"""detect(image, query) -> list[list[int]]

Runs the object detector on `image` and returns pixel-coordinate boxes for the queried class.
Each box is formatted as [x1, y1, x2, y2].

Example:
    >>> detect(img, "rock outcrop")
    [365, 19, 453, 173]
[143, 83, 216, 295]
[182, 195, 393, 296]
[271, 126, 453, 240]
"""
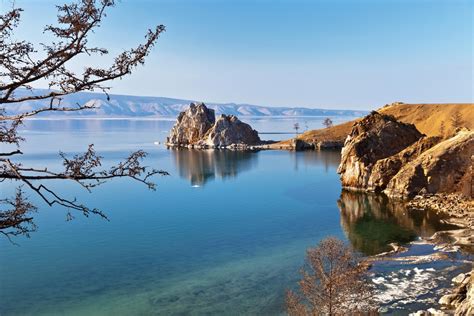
[167, 102, 215, 145]
[367, 136, 441, 192]
[438, 270, 474, 315]
[337, 112, 423, 190]
[384, 129, 474, 199]
[166, 103, 261, 149]
[197, 114, 260, 147]
[338, 111, 474, 199]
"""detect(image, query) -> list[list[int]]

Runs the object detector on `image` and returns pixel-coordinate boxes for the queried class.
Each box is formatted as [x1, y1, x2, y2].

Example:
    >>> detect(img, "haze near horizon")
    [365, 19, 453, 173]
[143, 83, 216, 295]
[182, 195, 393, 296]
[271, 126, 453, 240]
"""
[7, 0, 473, 110]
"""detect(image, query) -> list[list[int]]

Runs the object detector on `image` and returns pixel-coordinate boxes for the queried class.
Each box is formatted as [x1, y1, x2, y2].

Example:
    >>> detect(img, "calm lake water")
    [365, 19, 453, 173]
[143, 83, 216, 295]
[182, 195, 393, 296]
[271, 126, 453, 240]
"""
[0, 117, 469, 315]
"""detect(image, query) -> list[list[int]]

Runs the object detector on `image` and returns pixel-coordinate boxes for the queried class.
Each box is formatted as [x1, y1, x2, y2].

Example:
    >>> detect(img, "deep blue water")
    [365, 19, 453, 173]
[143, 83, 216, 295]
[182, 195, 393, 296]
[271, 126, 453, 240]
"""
[0, 118, 468, 315]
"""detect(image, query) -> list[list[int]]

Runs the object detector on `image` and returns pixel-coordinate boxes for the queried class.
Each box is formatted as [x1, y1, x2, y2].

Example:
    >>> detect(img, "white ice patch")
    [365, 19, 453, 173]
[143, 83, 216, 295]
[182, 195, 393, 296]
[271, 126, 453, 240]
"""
[373, 267, 442, 308]
[372, 277, 386, 285]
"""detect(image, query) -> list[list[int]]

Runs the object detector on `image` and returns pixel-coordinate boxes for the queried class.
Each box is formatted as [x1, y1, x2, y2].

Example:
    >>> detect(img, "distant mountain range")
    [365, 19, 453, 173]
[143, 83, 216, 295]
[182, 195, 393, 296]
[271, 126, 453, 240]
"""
[5, 89, 368, 118]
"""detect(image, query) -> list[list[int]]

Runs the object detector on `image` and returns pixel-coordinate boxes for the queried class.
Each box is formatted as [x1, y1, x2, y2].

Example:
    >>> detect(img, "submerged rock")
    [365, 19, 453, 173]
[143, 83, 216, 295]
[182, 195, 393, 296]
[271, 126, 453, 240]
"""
[166, 103, 261, 149]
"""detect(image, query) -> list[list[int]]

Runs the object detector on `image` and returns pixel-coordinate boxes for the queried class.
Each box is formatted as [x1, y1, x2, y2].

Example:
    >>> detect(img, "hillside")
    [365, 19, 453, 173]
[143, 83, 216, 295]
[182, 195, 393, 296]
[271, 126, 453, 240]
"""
[6, 89, 366, 118]
[277, 103, 473, 148]
[379, 103, 474, 137]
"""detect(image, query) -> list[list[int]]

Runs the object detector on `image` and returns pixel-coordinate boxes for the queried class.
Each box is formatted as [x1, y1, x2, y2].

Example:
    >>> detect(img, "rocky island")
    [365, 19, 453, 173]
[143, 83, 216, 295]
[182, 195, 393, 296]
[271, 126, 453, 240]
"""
[166, 102, 262, 149]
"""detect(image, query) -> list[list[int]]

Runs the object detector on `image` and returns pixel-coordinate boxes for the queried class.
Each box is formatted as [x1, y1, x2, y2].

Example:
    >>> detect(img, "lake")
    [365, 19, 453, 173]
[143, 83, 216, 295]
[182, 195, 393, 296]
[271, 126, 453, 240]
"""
[0, 117, 469, 315]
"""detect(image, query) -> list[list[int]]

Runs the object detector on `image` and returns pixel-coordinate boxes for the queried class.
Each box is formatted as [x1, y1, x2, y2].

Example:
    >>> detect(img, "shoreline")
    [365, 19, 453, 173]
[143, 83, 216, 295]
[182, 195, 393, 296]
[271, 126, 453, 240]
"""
[367, 192, 473, 314]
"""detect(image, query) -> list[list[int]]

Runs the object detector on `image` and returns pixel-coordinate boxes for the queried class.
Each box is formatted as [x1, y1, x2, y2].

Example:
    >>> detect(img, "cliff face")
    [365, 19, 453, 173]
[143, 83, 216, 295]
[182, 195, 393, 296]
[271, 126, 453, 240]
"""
[337, 112, 423, 190]
[384, 130, 474, 199]
[338, 111, 473, 199]
[367, 136, 441, 193]
[167, 103, 261, 148]
[167, 102, 215, 145]
[198, 114, 260, 147]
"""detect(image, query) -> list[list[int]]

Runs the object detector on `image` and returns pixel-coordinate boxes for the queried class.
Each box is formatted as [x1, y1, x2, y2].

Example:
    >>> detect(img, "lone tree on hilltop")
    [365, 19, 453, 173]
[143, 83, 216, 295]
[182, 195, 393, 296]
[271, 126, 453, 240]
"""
[323, 117, 333, 129]
[0, 0, 167, 239]
[294, 122, 300, 136]
[286, 237, 377, 315]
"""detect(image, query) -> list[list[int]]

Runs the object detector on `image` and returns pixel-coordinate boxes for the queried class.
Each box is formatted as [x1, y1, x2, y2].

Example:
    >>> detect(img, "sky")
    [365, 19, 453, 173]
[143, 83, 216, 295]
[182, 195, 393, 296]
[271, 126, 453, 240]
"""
[2, 0, 473, 110]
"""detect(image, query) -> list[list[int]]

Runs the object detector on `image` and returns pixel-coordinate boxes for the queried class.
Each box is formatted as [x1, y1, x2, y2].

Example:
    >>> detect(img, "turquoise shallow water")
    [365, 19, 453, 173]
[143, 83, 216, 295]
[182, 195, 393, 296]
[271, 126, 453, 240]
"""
[0, 118, 467, 315]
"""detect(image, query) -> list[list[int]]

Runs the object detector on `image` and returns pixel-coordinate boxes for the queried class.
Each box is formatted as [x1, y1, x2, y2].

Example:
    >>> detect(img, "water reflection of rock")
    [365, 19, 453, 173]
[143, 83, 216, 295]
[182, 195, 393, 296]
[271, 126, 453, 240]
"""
[171, 149, 258, 186]
[290, 150, 341, 172]
[338, 191, 458, 255]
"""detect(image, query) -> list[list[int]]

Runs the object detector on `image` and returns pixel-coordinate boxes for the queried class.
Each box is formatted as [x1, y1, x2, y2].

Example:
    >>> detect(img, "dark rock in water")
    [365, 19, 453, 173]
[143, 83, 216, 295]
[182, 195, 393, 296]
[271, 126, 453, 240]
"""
[290, 138, 312, 151]
[315, 140, 344, 150]
[166, 103, 261, 148]
[337, 111, 423, 190]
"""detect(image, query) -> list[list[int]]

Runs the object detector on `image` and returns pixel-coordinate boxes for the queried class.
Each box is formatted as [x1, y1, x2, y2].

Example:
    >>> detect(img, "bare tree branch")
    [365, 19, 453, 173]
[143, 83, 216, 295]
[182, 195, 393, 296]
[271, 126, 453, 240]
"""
[0, 0, 167, 238]
[286, 237, 378, 315]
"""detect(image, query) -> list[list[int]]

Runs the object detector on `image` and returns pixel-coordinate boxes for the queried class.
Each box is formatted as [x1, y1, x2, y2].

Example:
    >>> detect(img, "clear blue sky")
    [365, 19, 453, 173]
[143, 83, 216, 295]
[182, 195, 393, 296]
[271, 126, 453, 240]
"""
[4, 0, 474, 109]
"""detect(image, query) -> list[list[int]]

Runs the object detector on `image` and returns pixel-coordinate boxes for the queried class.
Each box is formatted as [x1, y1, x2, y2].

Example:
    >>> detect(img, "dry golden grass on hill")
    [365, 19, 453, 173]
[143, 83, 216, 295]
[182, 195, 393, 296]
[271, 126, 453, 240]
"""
[379, 103, 474, 137]
[275, 103, 473, 147]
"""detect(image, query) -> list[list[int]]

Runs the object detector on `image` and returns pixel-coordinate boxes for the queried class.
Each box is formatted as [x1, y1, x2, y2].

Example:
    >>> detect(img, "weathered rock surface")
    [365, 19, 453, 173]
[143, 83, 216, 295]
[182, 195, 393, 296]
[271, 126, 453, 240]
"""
[197, 114, 260, 147]
[315, 140, 344, 150]
[337, 111, 423, 190]
[167, 102, 215, 145]
[368, 136, 441, 192]
[438, 270, 474, 315]
[167, 103, 261, 148]
[454, 271, 474, 315]
[338, 111, 474, 200]
[384, 129, 474, 199]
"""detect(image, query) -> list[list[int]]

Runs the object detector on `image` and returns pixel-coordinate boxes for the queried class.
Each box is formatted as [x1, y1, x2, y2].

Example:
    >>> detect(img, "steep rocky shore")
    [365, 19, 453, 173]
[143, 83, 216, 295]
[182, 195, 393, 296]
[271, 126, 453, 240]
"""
[167, 102, 262, 149]
[337, 111, 473, 200]
[336, 110, 473, 315]
[273, 102, 474, 151]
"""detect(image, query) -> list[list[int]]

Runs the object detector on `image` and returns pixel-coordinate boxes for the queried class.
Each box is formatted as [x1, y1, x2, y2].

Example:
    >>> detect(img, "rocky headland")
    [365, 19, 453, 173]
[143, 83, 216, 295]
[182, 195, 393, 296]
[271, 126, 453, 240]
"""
[166, 102, 263, 149]
[337, 111, 473, 203]
[272, 102, 474, 151]
[336, 110, 473, 315]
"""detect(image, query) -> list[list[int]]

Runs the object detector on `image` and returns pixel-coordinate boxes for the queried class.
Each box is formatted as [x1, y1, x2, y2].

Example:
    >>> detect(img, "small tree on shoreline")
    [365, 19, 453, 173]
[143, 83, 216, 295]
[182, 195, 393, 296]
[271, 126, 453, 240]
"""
[323, 117, 333, 129]
[293, 122, 300, 137]
[286, 237, 377, 315]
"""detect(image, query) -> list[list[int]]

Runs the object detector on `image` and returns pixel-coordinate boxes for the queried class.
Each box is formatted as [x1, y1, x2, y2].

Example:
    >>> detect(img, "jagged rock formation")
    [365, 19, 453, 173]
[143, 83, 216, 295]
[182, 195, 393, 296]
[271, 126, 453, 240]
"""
[167, 102, 215, 145]
[197, 114, 260, 147]
[167, 103, 261, 148]
[367, 136, 441, 192]
[337, 112, 423, 190]
[385, 130, 474, 199]
[338, 111, 474, 199]
[438, 270, 474, 315]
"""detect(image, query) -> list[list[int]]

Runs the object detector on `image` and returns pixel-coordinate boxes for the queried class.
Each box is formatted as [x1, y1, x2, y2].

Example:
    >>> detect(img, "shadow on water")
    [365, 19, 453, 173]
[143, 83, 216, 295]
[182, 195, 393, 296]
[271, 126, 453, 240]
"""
[170, 149, 259, 186]
[338, 190, 460, 256]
